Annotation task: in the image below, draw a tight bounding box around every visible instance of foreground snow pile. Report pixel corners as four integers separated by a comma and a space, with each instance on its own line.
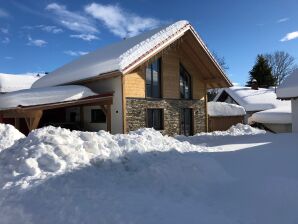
0, 126, 207, 189
0, 124, 297, 224
208, 102, 246, 116
196, 123, 266, 136
0, 124, 25, 152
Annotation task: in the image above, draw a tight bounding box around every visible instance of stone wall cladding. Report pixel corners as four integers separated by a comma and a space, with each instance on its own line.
126, 98, 206, 136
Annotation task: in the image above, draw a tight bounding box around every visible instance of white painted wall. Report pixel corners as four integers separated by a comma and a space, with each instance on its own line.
292, 99, 298, 133
84, 76, 123, 134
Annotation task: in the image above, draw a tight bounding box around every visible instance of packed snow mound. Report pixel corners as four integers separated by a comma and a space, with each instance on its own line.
196, 123, 266, 136
0, 73, 44, 92
0, 126, 209, 189
208, 102, 246, 116
249, 106, 292, 124
0, 85, 96, 110
277, 68, 298, 98
0, 124, 25, 152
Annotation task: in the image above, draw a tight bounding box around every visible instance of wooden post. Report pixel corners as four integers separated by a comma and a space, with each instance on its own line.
100, 105, 111, 133
25, 110, 43, 131
14, 118, 20, 130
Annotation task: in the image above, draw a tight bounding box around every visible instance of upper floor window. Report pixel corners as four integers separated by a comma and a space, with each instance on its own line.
180, 64, 192, 99
146, 58, 161, 98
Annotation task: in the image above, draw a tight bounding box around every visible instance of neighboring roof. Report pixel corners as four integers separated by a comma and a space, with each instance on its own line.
0, 85, 96, 110
249, 106, 292, 124
0, 73, 43, 93
214, 86, 290, 112
276, 69, 298, 99
32, 20, 231, 89
207, 102, 246, 117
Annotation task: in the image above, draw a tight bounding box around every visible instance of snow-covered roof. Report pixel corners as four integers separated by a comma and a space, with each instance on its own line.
32, 20, 231, 88
0, 73, 43, 93
214, 86, 290, 112
207, 102, 246, 117
276, 69, 298, 99
249, 105, 292, 124
0, 85, 96, 110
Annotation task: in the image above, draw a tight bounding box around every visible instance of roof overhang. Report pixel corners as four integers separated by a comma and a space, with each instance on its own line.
0, 93, 113, 117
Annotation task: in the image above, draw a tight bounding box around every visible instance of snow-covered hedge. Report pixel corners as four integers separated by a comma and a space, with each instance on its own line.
208, 102, 246, 117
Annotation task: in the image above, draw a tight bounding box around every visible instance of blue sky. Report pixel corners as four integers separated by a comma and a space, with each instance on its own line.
0, 0, 298, 85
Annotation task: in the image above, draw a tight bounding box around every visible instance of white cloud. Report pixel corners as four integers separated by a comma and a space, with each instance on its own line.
38, 25, 63, 34
70, 34, 98, 41
0, 28, 8, 34
46, 3, 98, 34
277, 17, 290, 23
85, 3, 160, 38
280, 31, 298, 42
2, 37, 10, 44
64, 50, 88, 56
0, 8, 9, 18
27, 36, 47, 47
4, 56, 13, 60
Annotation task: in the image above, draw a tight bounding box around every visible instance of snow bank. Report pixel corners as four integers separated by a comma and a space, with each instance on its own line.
208, 102, 245, 116
0, 85, 96, 110
0, 127, 209, 189
0, 124, 25, 152
277, 68, 298, 99
214, 86, 290, 111
249, 106, 292, 124
0, 73, 43, 93
1, 125, 298, 224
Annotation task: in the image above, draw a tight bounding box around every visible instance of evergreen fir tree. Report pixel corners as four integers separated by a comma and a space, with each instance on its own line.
246, 55, 276, 88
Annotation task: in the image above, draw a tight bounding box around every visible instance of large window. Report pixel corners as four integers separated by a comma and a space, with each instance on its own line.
147, 109, 163, 130
180, 64, 192, 99
91, 109, 106, 123
180, 108, 193, 136
146, 58, 161, 98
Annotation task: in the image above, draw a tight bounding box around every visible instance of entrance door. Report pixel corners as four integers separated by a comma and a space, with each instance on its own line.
180, 108, 193, 136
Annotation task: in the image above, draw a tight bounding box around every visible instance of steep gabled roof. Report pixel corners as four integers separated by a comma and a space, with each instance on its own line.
214, 86, 290, 112
32, 20, 231, 89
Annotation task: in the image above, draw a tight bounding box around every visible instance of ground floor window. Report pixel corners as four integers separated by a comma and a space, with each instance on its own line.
180, 108, 193, 136
147, 109, 163, 130
91, 109, 106, 123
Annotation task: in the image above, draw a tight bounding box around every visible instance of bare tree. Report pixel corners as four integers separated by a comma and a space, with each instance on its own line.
212, 52, 229, 72
264, 51, 297, 85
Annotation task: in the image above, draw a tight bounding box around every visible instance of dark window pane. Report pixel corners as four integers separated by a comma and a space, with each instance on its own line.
70, 112, 76, 122
91, 109, 106, 123
147, 109, 163, 130
180, 64, 192, 99
146, 58, 161, 98
180, 108, 193, 136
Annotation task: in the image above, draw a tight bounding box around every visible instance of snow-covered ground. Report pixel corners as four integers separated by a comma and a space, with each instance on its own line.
0, 124, 297, 224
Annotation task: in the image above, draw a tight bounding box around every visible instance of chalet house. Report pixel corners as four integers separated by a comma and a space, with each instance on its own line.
277, 69, 298, 133
213, 84, 290, 124
0, 20, 231, 136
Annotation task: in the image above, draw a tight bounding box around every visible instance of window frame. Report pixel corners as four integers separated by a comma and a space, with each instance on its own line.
90, 109, 106, 123
146, 58, 162, 98
180, 64, 192, 100
180, 108, 193, 136
146, 108, 164, 130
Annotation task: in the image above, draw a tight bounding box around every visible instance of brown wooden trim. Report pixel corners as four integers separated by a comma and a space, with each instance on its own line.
121, 75, 127, 133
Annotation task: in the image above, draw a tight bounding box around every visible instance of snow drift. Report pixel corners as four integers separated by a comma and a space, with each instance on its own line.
0, 124, 297, 224
0, 124, 25, 152
208, 102, 246, 116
